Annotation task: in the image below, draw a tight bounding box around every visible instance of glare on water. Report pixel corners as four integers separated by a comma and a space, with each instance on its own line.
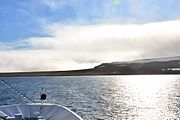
113, 75, 179, 119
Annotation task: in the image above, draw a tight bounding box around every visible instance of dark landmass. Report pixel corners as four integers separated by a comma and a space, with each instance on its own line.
0, 69, 95, 77
1, 56, 180, 77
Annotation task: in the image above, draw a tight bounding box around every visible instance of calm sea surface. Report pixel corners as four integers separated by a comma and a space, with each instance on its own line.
0, 75, 180, 120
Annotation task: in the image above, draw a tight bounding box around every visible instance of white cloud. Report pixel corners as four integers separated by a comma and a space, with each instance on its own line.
0, 50, 100, 72
1, 20, 180, 72
28, 20, 180, 53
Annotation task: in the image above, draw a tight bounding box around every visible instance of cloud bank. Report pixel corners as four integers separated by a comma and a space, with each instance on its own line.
1, 20, 180, 72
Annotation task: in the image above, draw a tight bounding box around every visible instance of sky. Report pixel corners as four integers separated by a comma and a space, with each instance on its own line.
0, 0, 180, 72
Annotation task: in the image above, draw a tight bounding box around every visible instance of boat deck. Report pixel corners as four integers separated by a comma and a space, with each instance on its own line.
0, 103, 82, 120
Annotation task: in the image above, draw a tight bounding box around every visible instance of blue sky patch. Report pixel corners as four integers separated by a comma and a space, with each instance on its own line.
0, 0, 180, 42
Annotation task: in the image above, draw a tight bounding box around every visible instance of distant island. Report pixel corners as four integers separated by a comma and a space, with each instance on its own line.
1, 56, 180, 77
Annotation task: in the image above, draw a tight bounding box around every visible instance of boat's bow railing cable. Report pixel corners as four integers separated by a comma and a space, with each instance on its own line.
1, 79, 35, 104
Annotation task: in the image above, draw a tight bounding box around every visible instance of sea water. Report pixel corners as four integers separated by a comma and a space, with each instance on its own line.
0, 75, 180, 120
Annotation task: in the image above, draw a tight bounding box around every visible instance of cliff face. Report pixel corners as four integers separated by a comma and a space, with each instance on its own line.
94, 57, 180, 74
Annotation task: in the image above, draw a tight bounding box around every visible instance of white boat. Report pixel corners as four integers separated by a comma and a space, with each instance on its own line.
0, 103, 83, 120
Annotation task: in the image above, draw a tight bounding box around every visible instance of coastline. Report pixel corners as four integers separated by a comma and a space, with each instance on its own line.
0, 69, 179, 77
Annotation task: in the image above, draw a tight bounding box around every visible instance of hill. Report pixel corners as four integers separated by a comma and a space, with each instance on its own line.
0, 56, 180, 76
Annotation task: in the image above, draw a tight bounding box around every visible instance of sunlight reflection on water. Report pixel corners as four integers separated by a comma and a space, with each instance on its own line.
118, 75, 179, 119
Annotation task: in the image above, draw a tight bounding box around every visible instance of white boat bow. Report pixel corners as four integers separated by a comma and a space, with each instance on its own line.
0, 103, 83, 120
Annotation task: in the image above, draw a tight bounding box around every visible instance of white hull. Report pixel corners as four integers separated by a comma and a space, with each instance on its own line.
0, 103, 83, 120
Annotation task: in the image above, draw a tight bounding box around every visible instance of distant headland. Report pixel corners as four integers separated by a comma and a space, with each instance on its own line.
1, 56, 180, 77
